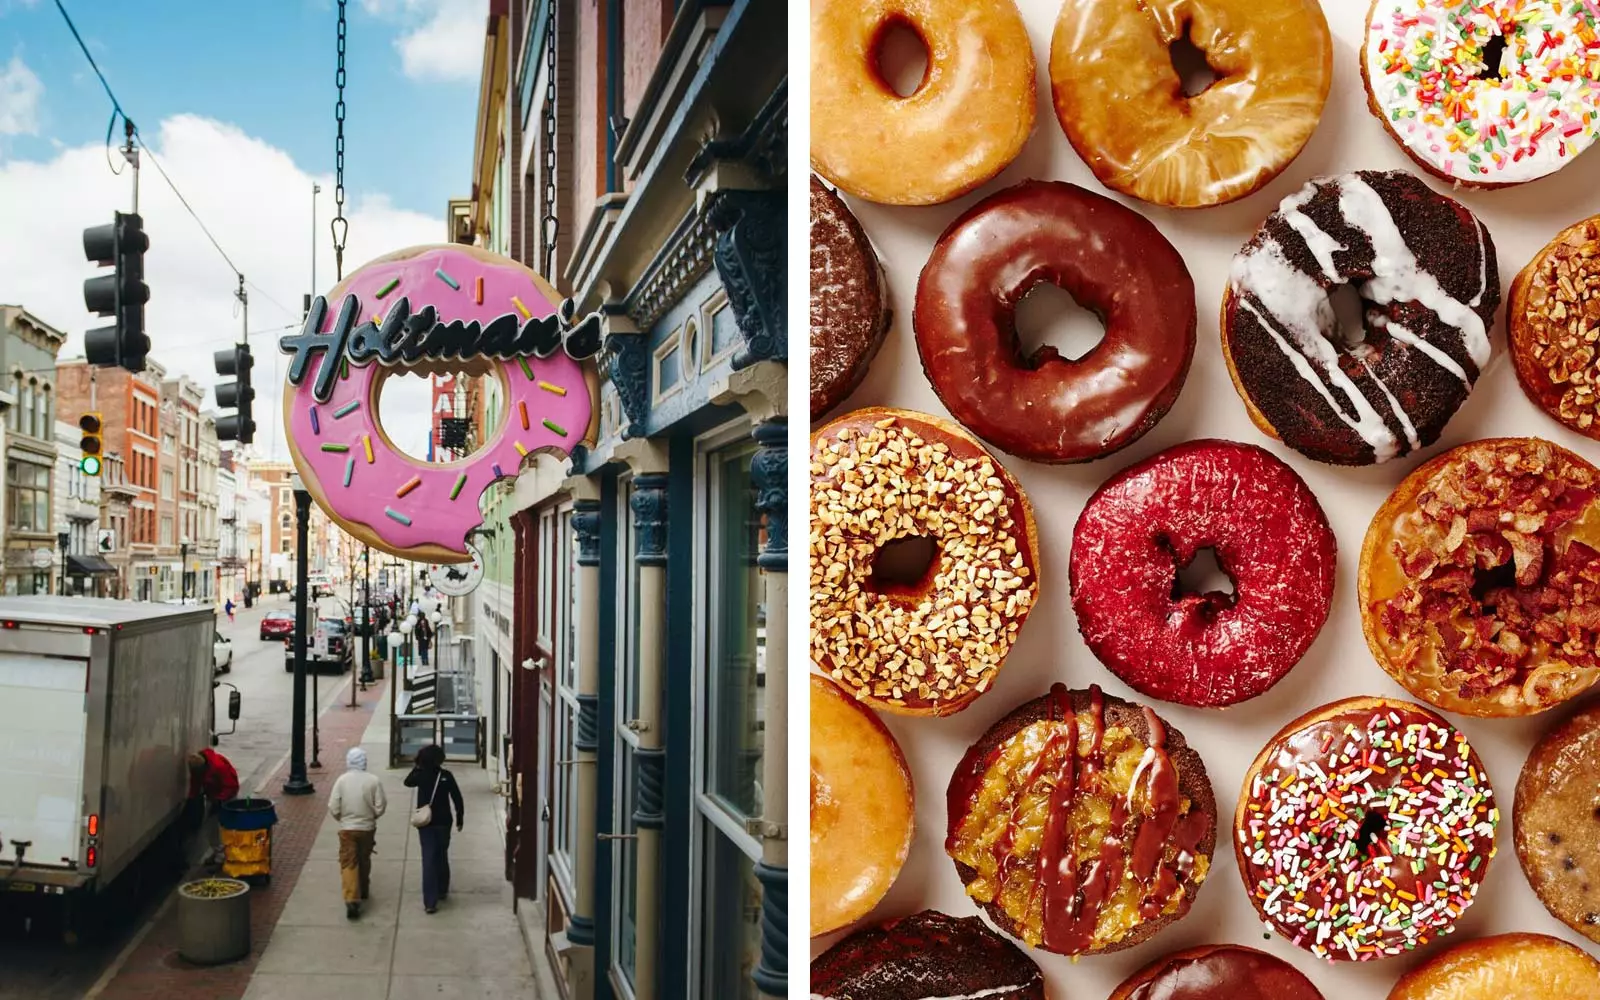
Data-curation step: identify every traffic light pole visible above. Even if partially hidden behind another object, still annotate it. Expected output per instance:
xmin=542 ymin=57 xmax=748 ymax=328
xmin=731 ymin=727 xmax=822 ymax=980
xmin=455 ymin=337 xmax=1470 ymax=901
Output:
xmin=123 ymin=119 xmax=138 ymax=214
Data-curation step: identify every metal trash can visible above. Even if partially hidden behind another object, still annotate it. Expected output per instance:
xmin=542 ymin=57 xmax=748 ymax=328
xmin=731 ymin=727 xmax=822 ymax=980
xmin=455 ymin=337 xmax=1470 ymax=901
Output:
xmin=219 ymin=798 xmax=277 ymax=884
xmin=177 ymin=878 xmax=250 ymax=964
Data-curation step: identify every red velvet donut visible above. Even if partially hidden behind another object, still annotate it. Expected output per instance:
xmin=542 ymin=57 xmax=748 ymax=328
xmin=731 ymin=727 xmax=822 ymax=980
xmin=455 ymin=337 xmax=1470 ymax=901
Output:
xmin=914 ymin=179 xmax=1196 ymax=464
xmin=1069 ymin=439 xmax=1336 ymax=707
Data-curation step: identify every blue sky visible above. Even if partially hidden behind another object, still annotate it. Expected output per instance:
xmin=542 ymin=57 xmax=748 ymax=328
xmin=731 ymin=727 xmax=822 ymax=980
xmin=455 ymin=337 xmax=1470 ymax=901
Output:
xmin=0 ymin=0 xmax=487 ymax=459
xmin=3 ymin=0 xmax=479 ymax=216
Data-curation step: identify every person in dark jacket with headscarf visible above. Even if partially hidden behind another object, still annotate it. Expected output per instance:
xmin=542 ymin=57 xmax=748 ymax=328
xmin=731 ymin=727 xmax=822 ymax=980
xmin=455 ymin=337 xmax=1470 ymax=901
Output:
xmin=403 ymin=744 xmax=463 ymax=913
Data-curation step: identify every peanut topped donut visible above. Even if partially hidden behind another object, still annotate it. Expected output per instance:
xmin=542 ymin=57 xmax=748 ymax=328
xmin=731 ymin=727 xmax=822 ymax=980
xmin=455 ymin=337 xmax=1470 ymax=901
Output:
xmin=1236 ymin=697 xmax=1498 ymax=962
xmin=811 ymin=0 xmax=1035 ymax=206
xmin=1359 ymin=438 xmax=1600 ymax=717
xmin=915 ymin=180 xmax=1197 ymax=464
xmin=810 ymin=408 xmax=1038 ymax=716
xmin=1223 ymin=170 xmax=1498 ymax=466
xmin=1070 ymin=439 xmax=1336 ymax=708
xmin=946 ymin=684 xmax=1216 ymax=957
xmin=1050 ymin=0 xmax=1332 ymax=208
xmin=1363 ymin=0 xmax=1600 ymax=188
xmin=1509 ymin=214 xmax=1600 ymax=438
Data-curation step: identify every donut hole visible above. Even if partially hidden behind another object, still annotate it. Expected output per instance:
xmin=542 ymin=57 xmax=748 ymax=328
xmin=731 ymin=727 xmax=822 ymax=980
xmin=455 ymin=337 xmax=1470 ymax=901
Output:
xmin=1478 ymin=34 xmax=1508 ymax=81
xmin=1470 ymin=559 xmax=1520 ymax=609
xmin=873 ymin=18 xmax=930 ymax=99
xmin=1168 ymin=22 xmax=1219 ymax=99
xmin=1328 ymin=284 xmax=1372 ymax=351
xmin=868 ymin=534 xmax=940 ymax=595
xmin=1013 ymin=281 xmax=1105 ymax=368
xmin=374 ymin=364 xmax=508 ymax=463
xmin=1170 ymin=545 xmax=1236 ymax=608
xmin=1356 ymin=808 xmax=1389 ymax=853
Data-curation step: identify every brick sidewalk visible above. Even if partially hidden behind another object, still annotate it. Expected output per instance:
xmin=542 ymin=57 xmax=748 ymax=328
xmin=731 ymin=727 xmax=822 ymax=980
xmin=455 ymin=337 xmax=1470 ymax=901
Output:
xmin=89 ymin=676 xmax=389 ymax=1000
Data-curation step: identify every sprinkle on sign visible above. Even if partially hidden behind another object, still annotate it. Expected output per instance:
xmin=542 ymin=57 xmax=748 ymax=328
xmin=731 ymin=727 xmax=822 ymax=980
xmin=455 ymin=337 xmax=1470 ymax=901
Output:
xmin=333 ymin=400 xmax=361 ymax=419
xmin=320 ymin=443 xmax=350 ymax=453
xmin=309 ymin=407 xmax=321 ymax=435
xmin=450 ymin=473 xmax=468 ymax=501
xmin=474 ymin=275 xmax=484 ymax=305
xmin=396 ymin=476 xmax=422 ymax=498
xmin=543 ymin=418 xmax=568 ymax=437
xmin=362 ymin=434 xmax=375 ymax=464
xmin=434 ymin=268 xmax=460 ymax=290
xmin=518 ymin=400 xmax=530 ymax=431
xmin=538 ymin=380 xmax=566 ymax=396
xmin=343 ymin=457 xmax=354 ymax=487
xmin=384 ymin=507 xmax=412 ymax=526
xmin=375 ymin=277 xmax=400 ymax=299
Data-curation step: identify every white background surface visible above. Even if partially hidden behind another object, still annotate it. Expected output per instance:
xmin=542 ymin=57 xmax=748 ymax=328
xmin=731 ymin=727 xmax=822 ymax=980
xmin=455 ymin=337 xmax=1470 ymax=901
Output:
xmin=810 ymin=0 xmax=1600 ymax=996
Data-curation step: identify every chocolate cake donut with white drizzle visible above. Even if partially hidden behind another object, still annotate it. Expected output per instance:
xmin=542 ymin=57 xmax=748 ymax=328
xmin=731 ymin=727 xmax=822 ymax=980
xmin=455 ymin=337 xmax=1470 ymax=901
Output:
xmin=1222 ymin=170 xmax=1499 ymax=466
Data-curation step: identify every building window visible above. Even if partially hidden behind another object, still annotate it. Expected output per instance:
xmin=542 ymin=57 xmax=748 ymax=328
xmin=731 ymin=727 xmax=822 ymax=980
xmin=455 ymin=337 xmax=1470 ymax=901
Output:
xmin=612 ymin=477 xmax=640 ymax=994
xmin=695 ymin=432 xmax=764 ymax=1000
xmin=6 ymin=460 xmax=51 ymax=532
xmin=21 ymin=381 xmax=34 ymax=438
xmin=162 ymin=470 xmax=174 ymax=500
xmin=552 ymin=505 xmax=579 ymax=892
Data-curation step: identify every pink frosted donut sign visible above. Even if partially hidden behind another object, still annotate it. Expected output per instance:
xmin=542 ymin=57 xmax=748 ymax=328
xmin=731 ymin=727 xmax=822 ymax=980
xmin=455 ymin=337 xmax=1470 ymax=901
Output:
xmin=280 ymin=245 xmax=599 ymax=563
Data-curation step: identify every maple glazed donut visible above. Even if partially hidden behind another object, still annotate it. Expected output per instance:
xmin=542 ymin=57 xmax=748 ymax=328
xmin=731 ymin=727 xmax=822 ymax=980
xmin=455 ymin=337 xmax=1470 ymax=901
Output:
xmin=1070 ymin=439 xmax=1336 ymax=708
xmin=809 ymin=910 xmax=1045 ymax=1000
xmin=810 ymin=0 xmax=1035 ymax=206
xmin=1509 ymin=214 xmax=1600 ymax=438
xmin=1050 ymin=0 xmax=1332 ymax=207
xmin=1223 ymin=170 xmax=1498 ymax=467
xmin=1108 ymin=944 xmax=1326 ymax=1000
xmin=1236 ymin=696 xmax=1498 ymax=962
xmin=915 ymin=180 xmax=1197 ymax=464
xmin=945 ymin=684 xmax=1216 ymax=957
xmin=1359 ymin=438 xmax=1600 ymax=717
xmin=1516 ymin=704 xmax=1600 ymax=943
xmin=1386 ymin=933 xmax=1600 ymax=999
xmin=1363 ymin=0 xmax=1600 ymax=188
xmin=810 ymin=408 xmax=1038 ymax=716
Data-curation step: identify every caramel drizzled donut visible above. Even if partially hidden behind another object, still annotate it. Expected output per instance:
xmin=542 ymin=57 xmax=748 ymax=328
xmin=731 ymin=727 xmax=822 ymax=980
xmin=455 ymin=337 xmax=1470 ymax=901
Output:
xmin=810 ymin=408 xmax=1038 ymax=716
xmin=946 ymin=684 xmax=1216 ymax=956
xmin=1359 ymin=437 xmax=1600 ymax=716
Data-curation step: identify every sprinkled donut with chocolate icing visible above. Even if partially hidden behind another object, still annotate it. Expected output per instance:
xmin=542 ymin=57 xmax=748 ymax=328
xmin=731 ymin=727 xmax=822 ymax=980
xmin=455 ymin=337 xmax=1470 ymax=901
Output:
xmin=946 ymin=684 xmax=1216 ymax=957
xmin=1362 ymin=0 xmax=1600 ymax=188
xmin=1236 ymin=696 xmax=1498 ymax=962
xmin=1222 ymin=170 xmax=1499 ymax=466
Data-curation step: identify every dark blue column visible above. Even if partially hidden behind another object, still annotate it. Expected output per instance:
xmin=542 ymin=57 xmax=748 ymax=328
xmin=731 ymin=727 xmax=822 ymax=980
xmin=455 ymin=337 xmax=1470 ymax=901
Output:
xmin=749 ymin=417 xmax=786 ymax=997
xmin=593 ymin=475 xmax=619 ymax=1000
xmin=568 ymin=496 xmax=601 ymax=949
xmin=661 ymin=437 xmax=695 ymax=1000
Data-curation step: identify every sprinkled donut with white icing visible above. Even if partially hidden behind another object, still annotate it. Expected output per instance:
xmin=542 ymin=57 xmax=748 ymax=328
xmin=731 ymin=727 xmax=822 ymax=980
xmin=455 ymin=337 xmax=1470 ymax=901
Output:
xmin=1362 ymin=0 xmax=1600 ymax=187
xmin=1221 ymin=170 xmax=1499 ymax=466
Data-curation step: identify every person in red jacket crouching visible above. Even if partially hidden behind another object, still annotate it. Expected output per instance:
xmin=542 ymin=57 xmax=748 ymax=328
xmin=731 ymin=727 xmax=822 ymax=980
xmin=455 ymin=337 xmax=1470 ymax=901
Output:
xmin=188 ymin=748 xmax=239 ymax=867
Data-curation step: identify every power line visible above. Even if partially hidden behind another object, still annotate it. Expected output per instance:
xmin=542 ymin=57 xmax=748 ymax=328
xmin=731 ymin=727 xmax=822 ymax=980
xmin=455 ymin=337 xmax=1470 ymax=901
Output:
xmin=52 ymin=0 xmax=122 ymax=119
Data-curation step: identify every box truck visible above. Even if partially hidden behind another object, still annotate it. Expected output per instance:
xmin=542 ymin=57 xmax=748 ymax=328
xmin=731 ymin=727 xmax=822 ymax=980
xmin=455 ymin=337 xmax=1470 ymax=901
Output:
xmin=0 ymin=598 xmax=238 ymax=936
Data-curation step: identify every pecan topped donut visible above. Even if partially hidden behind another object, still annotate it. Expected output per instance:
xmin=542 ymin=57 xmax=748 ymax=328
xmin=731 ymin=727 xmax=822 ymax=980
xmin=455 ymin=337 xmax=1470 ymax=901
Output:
xmin=1509 ymin=214 xmax=1600 ymax=438
xmin=810 ymin=407 xmax=1039 ymax=716
xmin=1359 ymin=437 xmax=1600 ymax=716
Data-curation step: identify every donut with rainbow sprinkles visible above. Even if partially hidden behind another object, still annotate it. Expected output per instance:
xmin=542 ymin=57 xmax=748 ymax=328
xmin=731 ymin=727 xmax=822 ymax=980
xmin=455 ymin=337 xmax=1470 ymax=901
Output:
xmin=1362 ymin=0 xmax=1600 ymax=186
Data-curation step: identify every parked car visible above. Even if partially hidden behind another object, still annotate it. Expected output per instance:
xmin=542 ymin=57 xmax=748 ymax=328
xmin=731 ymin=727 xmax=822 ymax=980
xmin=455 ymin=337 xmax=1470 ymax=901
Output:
xmin=260 ymin=610 xmax=295 ymax=640
xmin=285 ymin=617 xmax=353 ymax=672
xmin=213 ymin=630 xmax=233 ymax=674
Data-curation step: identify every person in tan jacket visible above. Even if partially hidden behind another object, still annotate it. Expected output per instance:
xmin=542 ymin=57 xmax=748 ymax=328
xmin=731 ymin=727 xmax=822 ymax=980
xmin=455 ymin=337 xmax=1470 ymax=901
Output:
xmin=328 ymin=746 xmax=387 ymax=918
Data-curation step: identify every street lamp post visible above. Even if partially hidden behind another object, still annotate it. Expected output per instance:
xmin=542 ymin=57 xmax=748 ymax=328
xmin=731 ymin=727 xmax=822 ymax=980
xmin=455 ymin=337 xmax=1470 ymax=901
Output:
xmin=57 ymin=531 xmax=70 ymax=596
xmin=360 ymin=545 xmax=372 ymax=685
xmin=180 ymin=541 xmax=189 ymax=603
xmin=283 ymin=476 xmax=314 ymax=796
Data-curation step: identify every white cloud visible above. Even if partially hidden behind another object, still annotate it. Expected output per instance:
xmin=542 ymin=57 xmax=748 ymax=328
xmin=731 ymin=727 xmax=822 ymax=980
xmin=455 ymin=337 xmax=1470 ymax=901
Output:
xmin=0 ymin=113 xmax=439 ymax=461
xmin=0 ymin=54 xmax=43 ymax=136
xmin=364 ymin=0 xmax=485 ymax=82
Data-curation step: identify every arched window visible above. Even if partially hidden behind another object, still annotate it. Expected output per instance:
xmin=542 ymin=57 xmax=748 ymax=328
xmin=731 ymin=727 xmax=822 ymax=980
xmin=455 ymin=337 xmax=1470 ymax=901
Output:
xmin=21 ymin=379 xmax=35 ymax=438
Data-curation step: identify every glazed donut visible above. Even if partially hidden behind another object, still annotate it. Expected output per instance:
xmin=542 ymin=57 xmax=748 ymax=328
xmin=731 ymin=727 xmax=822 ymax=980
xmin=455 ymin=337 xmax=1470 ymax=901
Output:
xmin=281 ymin=244 xmax=598 ymax=562
xmin=1222 ymin=170 xmax=1498 ymax=466
xmin=1108 ymin=944 xmax=1326 ymax=1000
xmin=1236 ymin=697 xmax=1498 ymax=962
xmin=1070 ymin=439 xmax=1336 ymax=708
xmin=1359 ymin=437 xmax=1600 ymax=717
xmin=809 ymin=0 xmax=1035 ymax=206
xmin=1515 ymin=702 xmax=1600 ymax=943
xmin=1386 ymin=933 xmax=1600 ymax=999
xmin=810 ymin=177 xmax=891 ymax=421
xmin=809 ymin=910 xmax=1045 ymax=1000
xmin=1509 ymin=214 xmax=1600 ymax=438
xmin=1363 ymin=0 xmax=1600 ymax=188
xmin=945 ymin=684 xmax=1216 ymax=956
xmin=810 ymin=408 xmax=1039 ymax=716
xmin=1049 ymin=0 xmax=1332 ymax=207
xmin=914 ymin=180 xmax=1197 ymax=464
xmin=810 ymin=675 xmax=914 ymax=937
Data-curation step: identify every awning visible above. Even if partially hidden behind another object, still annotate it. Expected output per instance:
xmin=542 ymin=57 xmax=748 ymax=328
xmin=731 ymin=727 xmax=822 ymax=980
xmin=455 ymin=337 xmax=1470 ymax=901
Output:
xmin=67 ymin=555 xmax=118 ymax=576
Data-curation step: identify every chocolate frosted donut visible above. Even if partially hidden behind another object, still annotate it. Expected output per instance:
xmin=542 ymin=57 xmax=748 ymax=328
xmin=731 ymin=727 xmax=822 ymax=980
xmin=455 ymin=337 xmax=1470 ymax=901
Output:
xmin=810 ymin=910 xmax=1045 ymax=1000
xmin=1223 ymin=170 xmax=1498 ymax=466
xmin=811 ymin=177 xmax=891 ymax=420
xmin=915 ymin=180 xmax=1196 ymax=463
xmin=1109 ymin=944 xmax=1326 ymax=1000
xmin=945 ymin=684 xmax=1216 ymax=956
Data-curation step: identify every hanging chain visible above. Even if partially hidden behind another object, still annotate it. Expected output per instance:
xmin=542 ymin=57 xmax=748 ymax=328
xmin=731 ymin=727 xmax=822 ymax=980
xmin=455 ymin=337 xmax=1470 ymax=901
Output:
xmin=540 ymin=1 xmax=558 ymax=280
xmin=331 ymin=0 xmax=349 ymax=282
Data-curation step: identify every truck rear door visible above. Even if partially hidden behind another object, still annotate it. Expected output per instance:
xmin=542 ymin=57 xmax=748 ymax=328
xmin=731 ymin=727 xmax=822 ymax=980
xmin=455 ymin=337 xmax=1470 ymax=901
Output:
xmin=0 ymin=652 xmax=87 ymax=870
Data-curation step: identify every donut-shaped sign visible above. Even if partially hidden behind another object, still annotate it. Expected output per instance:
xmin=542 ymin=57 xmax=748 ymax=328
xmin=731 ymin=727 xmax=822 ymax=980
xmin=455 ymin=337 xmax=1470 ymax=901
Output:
xmin=280 ymin=244 xmax=599 ymax=563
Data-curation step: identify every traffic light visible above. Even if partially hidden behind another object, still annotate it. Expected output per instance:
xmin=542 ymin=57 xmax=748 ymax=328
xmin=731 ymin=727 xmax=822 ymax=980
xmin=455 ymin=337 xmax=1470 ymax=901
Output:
xmin=78 ymin=412 xmax=104 ymax=477
xmin=82 ymin=212 xmax=150 ymax=372
xmin=214 ymin=344 xmax=255 ymax=444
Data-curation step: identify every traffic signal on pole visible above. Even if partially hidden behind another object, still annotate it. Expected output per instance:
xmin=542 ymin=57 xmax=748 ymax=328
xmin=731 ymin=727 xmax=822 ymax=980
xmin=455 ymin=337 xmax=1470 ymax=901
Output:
xmin=79 ymin=412 xmax=103 ymax=477
xmin=214 ymin=344 xmax=255 ymax=445
xmin=82 ymin=212 xmax=150 ymax=372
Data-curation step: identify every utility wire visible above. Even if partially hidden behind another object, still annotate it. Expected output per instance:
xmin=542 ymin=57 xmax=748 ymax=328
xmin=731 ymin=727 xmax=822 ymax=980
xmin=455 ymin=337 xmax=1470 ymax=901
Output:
xmin=52 ymin=0 xmax=122 ymax=119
